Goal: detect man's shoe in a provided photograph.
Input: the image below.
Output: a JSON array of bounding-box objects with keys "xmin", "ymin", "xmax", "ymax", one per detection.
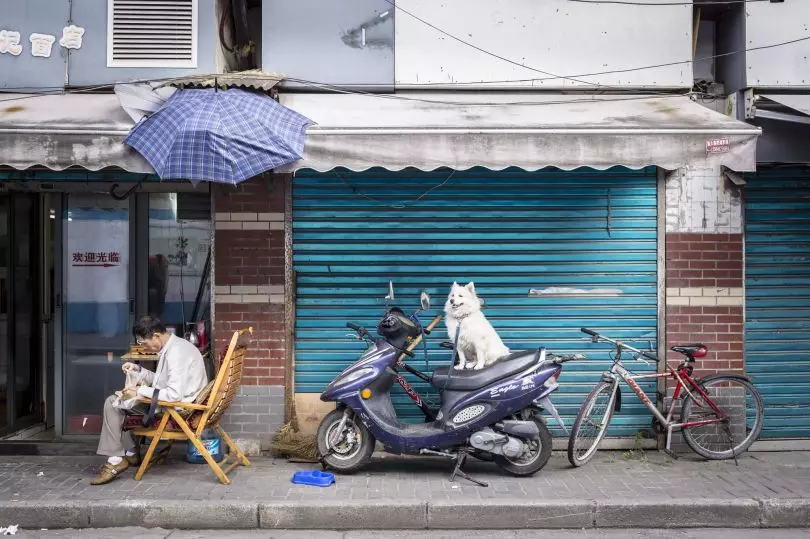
[
  {"xmin": 89, "ymin": 459, "xmax": 130, "ymax": 485},
  {"xmin": 125, "ymin": 453, "xmax": 141, "ymax": 466}
]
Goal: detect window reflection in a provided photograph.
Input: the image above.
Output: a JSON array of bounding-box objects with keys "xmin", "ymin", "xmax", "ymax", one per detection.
[{"xmin": 148, "ymin": 194, "xmax": 211, "ymax": 330}]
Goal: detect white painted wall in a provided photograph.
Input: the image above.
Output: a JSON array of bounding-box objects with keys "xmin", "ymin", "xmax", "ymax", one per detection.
[
  {"xmin": 395, "ymin": 0, "xmax": 692, "ymax": 89},
  {"xmin": 746, "ymin": 2, "xmax": 810, "ymax": 89}
]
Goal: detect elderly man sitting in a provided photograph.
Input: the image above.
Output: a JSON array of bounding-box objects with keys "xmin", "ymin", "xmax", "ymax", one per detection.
[{"xmin": 91, "ymin": 316, "xmax": 208, "ymax": 485}]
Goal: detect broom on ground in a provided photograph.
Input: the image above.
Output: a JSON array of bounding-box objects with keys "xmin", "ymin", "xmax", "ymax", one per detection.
[{"xmin": 270, "ymin": 422, "xmax": 319, "ymax": 462}]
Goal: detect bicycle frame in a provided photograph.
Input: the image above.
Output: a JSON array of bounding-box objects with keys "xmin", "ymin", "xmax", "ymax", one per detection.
[{"xmin": 603, "ymin": 355, "xmax": 729, "ymax": 453}]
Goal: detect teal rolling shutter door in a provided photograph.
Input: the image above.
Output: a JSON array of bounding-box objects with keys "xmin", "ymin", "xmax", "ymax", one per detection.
[
  {"xmin": 293, "ymin": 167, "xmax": 658, "ymax": 437},
  {"xmin": 745, "ymin": 168, "xmax": 810, "ymax": 439}
]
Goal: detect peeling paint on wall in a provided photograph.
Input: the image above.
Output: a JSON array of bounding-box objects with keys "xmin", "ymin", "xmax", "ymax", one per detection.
[
  {"xmin": 665, "ymin": 166, "xmax": 742, "ymax": 234},
  {"xmin": 529, "ymin": 287, "xmax": 624, "ymax": 297}
]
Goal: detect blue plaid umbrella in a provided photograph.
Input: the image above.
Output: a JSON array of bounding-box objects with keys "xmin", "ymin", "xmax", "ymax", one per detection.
[{"xmin": 124, "ymin": 88, "xmax": 313, "ymax": 184}]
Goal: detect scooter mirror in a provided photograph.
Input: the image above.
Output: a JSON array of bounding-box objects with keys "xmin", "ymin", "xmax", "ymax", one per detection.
[{"xmin": 420, "ymin": 291, "xmax": 431, "ymax": 310}]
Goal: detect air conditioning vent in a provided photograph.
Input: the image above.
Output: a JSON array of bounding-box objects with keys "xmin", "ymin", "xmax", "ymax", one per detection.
[{"xmin": 108, "ymin": 0, "xmax": 198, "ymax": 68}]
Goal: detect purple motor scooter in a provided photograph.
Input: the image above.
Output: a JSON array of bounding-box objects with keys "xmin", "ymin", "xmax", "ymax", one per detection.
[{"xmin": 316, "ymin": 287, "xmax": 579, "ymax": 486}]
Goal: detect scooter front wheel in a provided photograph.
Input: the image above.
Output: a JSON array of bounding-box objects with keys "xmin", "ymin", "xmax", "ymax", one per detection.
[
  {"xmin": 494, "ymin": 418, "xmax": 553, "ymax": 477},
  {"xmin": 316, "ymin": 408, "xmax": 375, "ymax": 473}
]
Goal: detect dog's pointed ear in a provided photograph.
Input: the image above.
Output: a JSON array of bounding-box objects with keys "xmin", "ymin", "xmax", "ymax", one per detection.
[
  {"xmin": 465, "ymin": 282, "xmax": 476, "ymax": 295},
  {"xmin": 451, "ymin": 281, "xmax": 458, "ymax": 289}
]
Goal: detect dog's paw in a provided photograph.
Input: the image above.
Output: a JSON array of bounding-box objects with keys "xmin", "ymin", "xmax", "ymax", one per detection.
[
  {"xmin": 473, "ymin": 364, "xmax": 484, "ymax": 370},
  {"xmin": 453, "ymin": 364, "xmax": 465, "ymax": 371}
]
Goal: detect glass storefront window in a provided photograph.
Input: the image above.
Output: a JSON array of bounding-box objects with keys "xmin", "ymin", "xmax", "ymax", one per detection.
[
  {"xmin": 148, "ymin": 194, "xmax": 211, "ymax": 331},
  {"xmin": 63, "ymin": 195, "xmax": 130, "ymax": 434}
]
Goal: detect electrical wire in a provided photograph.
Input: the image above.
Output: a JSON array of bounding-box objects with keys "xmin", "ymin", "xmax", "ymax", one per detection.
[
  {"xmin": 333, "ymin": 169, "xmax": 457, "ymax": 210},
  {"xmin": 0, "ymin": 30, "xmax": 808, "ymax": 98},
  {"xmin": 0, "ymin": 72, "xmax": 694, "ymax": 108},
  {"xmin": 0, "ymin": 32, "xmax": 807, "ymax": 106},
  {"xmin": 383, "ymin": 0, "xmax": 618, "ymax": 90},
  {"xmin": 283, "ymin": 77, "xmax": 693, "ymax": 106},
  {"xmin": 569, "ymin": 0, "xmax": 768, "ymax": 5},
  {"xmin": 380, "ymin": 34, "xmax": 810, "ymax": 88}
]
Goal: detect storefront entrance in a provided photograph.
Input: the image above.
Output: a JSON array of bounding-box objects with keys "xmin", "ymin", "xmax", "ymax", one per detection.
[
  {"xmin": 0, "ymin": 182, "xmax": 211, "ymax": 441},
  {"xmin": 59, "ymin": 189, "xmax": 211, "ymax": 437},
  {"xmin": 0, "ymin": 193, "xmax": 48, "ymax": 437}
]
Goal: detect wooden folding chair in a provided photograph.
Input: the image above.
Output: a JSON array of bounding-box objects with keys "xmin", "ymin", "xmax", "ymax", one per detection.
[{"xmin": 130, "ymin": 327, "xmax": 253, "ymax": 485}]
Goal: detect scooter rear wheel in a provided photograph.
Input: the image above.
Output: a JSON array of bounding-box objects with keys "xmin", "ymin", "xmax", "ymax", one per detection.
[
  {"xmin": 317, "ymin": 408, "xmax": 375, "ymax": 473},
  {"xmin": 494, "ymin": 418, "xmax": 553, "ymax": 476}
]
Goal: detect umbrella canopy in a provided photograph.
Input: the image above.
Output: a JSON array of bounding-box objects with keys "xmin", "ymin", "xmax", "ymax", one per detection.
[{"xmin": 124, "ymin": 88, "xmax": 313, "ymax": 184}]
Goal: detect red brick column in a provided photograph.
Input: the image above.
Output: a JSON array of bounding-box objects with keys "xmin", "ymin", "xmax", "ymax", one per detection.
[
  {"xmin": 665, "ymin": 233, "xmax": 744, "ymax": 376},
  {"xmin": 211, "ymin": 176, "xmax": 288, "ymax": 452}
]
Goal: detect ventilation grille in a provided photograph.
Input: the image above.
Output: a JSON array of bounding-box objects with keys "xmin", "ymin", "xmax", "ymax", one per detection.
[{"xmin": 109, "ymin": 0, "xmax": 197, "ymax": 67}]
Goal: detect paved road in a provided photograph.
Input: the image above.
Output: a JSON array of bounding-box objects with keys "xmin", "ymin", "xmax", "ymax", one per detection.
[
  {"xmin": 4, "ymin": 450, "xmax": 810, "ymax": 503},
  {"xmin": 10, "ymin": 529, "xmax": 810, "ymax": 538}
]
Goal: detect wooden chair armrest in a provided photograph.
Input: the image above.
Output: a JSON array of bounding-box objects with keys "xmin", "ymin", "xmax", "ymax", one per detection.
[{"xmin": 136, "ymin": 397, "xmax": 208, "ymax": 410}]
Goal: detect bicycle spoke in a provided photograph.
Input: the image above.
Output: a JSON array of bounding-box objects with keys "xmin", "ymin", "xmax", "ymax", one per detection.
[
  {"xmin": 681, "ymin": 375, "xmax": 764, "ymax": 460},
  {"xmin": 569, "ymin": 382, "xmax": 615, "ymax": 466}
]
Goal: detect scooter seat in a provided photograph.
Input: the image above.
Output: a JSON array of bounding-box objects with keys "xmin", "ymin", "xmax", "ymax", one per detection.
[{"xmin": 431, "ymin": 349, "xmax": 539, "ymax": 391}]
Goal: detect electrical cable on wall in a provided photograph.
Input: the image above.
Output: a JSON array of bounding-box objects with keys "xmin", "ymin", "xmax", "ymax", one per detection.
[
  {"xmin": 1, "ymin": 32, "xmax": 808, "ymax": 105},
  {"xmin": 569, "ymin": 0, "xmax": 769, "ymax": 5}
]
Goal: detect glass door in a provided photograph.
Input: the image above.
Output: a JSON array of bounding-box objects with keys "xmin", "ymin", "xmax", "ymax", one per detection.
[
  {"xmin": 62, "ymin": 194, "xmax": 131, "ymax": 435},
  {"xmin": 0, "ymin": 198, "xmax": 9, "ymax": 432},
  {"xmin": 11, "ymin": 195, "xmax": 38, "ymax": 427},
  {"xmin": 0, "ymin": 194, "xmax": 42, "ymax": 435}
]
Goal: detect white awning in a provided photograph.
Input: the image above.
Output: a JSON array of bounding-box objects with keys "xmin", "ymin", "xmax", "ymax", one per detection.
[
  {"xmin": 278, "ymin": 93, "xmax": 760, "ymax": 173},
  {"xmin": 0, "ymin": 93, "xmax": 153, "ymax": 172}
]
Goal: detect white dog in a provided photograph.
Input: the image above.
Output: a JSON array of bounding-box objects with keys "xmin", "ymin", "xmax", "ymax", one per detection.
[{"xmin": 444, "ymin": 281, "xmax": 510, "ymax": 371}]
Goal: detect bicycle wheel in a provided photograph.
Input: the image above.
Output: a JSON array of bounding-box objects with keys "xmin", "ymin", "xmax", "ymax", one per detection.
[
  {"xmin": 567, "ymin": 380, "xmax": 617, "ymax": 467},
  {"xmin": 680, "ymin": 374, "xmax": 764, "ymax": 460}
]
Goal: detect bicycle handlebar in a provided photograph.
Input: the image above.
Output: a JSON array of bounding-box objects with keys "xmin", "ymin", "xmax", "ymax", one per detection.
[{"xmin": 580, "ymin": 327, "xmax": 659, "ymax": 362}]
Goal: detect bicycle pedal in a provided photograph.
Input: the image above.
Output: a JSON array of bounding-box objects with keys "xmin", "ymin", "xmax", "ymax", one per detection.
[{"xmin": 664, "ymin": 448, "xmax": 679, "ymax": 460}]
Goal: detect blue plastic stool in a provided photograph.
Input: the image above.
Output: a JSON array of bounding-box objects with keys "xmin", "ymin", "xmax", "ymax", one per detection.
[{"xmin": 292, "ymin": 470, "xmax": 335, "ymax": 487}]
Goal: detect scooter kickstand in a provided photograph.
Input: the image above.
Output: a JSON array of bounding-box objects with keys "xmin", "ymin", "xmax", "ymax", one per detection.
[{"xmin": 450, "ymin": 449, "xmax": 488, "ymax": 487}]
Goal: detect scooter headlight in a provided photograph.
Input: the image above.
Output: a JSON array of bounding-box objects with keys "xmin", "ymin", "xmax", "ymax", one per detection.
[{"xmin": 333, "ymin": 367, "xmax": 377, "ymax": 387}]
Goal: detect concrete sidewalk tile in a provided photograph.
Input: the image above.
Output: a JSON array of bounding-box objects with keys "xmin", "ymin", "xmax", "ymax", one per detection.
[
  {"xmin": 259, "ymin": 500, "xmax": 427, "ymax": 530},
  {"xmin": 90, "ymin": 500, "xmax": 258, "ymax": 529},
  {"xmin": 596, "ymin": 498, "xmax": 761, "ymax": 528},
  {"xmin": 761, "ymin": 498, "xmax": 810, "ymax": 528},
  {"xmin": 0, "ymin": 500, "xmax": 89, "ymax": 529},
  {"xmin": 427, "ymin": 499, "xmax": 595, "ymax": 529}
]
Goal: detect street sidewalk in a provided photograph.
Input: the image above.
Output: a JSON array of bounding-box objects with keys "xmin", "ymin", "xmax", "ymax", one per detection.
[{"xmin": 2, "ymin": 450, "xmax": 810, "ymax": 530}]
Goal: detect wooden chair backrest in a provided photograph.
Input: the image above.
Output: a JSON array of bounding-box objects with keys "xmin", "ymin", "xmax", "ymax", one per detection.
[{"xmin": 198, "ymin": 327, "xmax": 252, "ymax": 431}]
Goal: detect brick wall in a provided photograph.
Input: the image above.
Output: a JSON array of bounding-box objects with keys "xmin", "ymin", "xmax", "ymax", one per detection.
[
  {"xmin": 664, "ymin": 167, "xmax": 745, "ymax": 378},
  {"xmin": 665, "ymin": 233, "xmax": 744, "ymax": 377},
  {"xmin": 212, "ymin": 176, "xmax": 288, "ymax": 453}
]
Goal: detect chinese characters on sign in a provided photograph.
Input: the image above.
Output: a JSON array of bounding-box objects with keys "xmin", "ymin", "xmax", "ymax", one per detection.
[
  {"xmin": 0, "ymin": 25, "xmax": 85, "ymax": 57},
  {"xmin": 0, "ymin": 30, "xmax": 22, "ymax": 56},
  {"xmin": 59, "ymin": 25, "xmax": 85, "ymax": 50},
  {"xmin": 706, "ymin": 138, "xmax": 730, "ymax": 155},
  {"xmin": 72, "ymin": 252, "xmax": 121, "ymax": 267},
  {"xmin": 30, "ymin": 33, "xmax": 55, "ymax": 58}
]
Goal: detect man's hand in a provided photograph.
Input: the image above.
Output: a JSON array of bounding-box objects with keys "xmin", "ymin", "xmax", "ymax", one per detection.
[
  {"xmin": 120, "ymin": 388, "xmax": 138, "ymax": 400},
  {"xmin": 122, "ymin": 362, "xmax": 141, "ymax": 373}
]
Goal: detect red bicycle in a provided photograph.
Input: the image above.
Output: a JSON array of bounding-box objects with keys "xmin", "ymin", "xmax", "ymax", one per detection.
[{"xmin": 568, "ymin": 328, "xmax": 764, "ymax": 467}]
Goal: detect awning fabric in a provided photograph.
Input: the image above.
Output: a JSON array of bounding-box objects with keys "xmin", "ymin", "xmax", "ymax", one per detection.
[
  {"xmin": 278, "ymin": 93, "xmax": 760, "ymax": 173},
  {"xmin": 0, "ymin": 93, "xmax": 153, "ymax": 172}
]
